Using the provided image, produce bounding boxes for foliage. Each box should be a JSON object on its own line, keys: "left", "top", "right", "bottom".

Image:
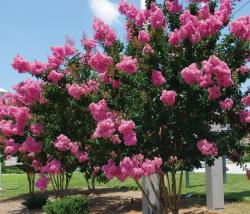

{"left": 22, "top": 193, "right": 48, "bottom": 210}
{"left": 43, "top": 196, "right": 89, "bottom": 214}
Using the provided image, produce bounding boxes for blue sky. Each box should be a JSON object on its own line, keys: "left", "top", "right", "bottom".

{"left": 0, "top": 0, "right": 249, "bottom": 92}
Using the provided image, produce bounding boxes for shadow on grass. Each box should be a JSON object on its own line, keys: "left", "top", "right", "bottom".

{"left": 0, "top": 186, "right": 137, "bottom": 203}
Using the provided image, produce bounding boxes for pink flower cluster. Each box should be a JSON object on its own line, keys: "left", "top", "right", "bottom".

{"left": 241, "top": 94, "right": 250, "bottom": 107}
{"left": 100, "top": 72, "right": 122, "bottom": 89}
{"left": 169, "top": 0, "right": 231, "bottom": 45}
{"left": 30, "top": 123, "right": 43, "bottom": 135}
{"left": 81, "top": 37, "right": 97, "bottom": 50}
{"left": 119, "top": 1, "right": 165, "bottom": 30}
{"left": 93, "top": 18, "right": 117, "bottom": 47}
{"left": 53, "top": 134, "right": 88, "bottom": 163}
{"left": 116, "top": 56, "right": 137, "bottom": 74}
{"left": 4, "top": 138, "right": 19, "bottom": 155}
{"left": 239, "top": 110, "right": 250, "bottom": 123}
{"left": 197, "top": 139, "right": 218, "bottom": 157}
{"left": 102, "top": 155, "right": 162, "bottom": 181}
{"left": 67, "top": 80, "right": 98, "bottom": 100}
{"left": 219, "top": 98, "right": 234, "bottom": 111}
{"left": 41, "top": 159, "right": 63, "bottom": 175}
{"left": 35, "top": 174, "right": 50, "bottom": 192}
{"left": 151, "top": 70, "right": 166, "bottom": 87}
{"left": 160, "top": 90, "right": 177, "bottom": 106}
{"left": 89, "top": 100, "right": 137, "bottom": 146}
{"left": 48, "top": 70, "right": 64, "bottom": 83}
{"left": 138, "top": 30, "right": 150, "bottom": 43}
{"left": 89, "top": 52, "right": 113, "bottom": 74}
{"left": 12, "top": 44, "right": 75, "bottom": 74}
{"left": 118, "top": 0, "right": 139, "bottom": 21}
{"left": 20, "top": 136, "right": 42, "bottom": 154}
{"left": 48, "top": 44, "right": 76, "bottom": 69}
{"left": 237, "top": 64, "right": 249, "bottom": 74}
{"left": 118, "top": 120, "right": 137, "bottom": 146}
{"left": 166, "top": 0, "right": 182, "bottom": 14}
{"left": 181, "top": 55, "right": 233, "bottom": 100}
{"left": 13, "top": 79, "right": 44, "bottom": 106}
{"left": 150, "top": 3, "right": 165, "bottom": 29}
{"left": 208, "top": 86, "right": 221, "bottom": 100}
{"left": 0, "top": 106, "right": 30, "bottom": 136}
{"left": 229, "top": 16, "right": 250, "bottom": 41}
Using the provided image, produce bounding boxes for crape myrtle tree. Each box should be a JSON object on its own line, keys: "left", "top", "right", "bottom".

{"left": 85, "top": 0, "right": 250, "bottom": 213}
{"left": 10, "top": 40, "right": 108, "bottom": 195}
{"left": 0, "top": 88, "right": 43, "bottom": 194}
{"left": 7, "top": 0, "right": 250, "bottom": 212}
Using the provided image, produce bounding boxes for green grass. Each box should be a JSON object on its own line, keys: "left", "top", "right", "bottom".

{"left": 0, "top": 172, "right": 249, "bottom": 202}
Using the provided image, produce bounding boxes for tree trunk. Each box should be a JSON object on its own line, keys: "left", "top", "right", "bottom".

{"left": 26, "top": 172, "right": 35, "bottom": 194}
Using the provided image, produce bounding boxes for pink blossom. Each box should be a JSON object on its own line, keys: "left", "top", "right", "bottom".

{"left": 118, "top": 120, "right": 135, "bottom": 134}
{"left": 151, "top": 70, "right": 166, "bottom": 86}
{"left": 0, "top": 106, "right": 30, "bottom": 136}
{"left": 111, "top": 134, "right": 121, "bottom": 144}
{"left": 87, "top": 80, "right": 99, "bottom": 92}
{"left": 181, "top": 63, "right": 201, "bottom": 85}
{"left": 12, "top": 54, "right": 30, "bottom": 73}
{"left": 239, "top": 110, "right": 250, "bottom": 123}
{"left": 229, "top": 16, "right": 250, "bottom": 41}
{"left": 118, "top": 120, "right": 137, "bottom": 146}
{"left": 48, "top": 70, "right": 64, "bottom": 83}
{"left": 135, "top": 9, "right": 149, "bottom": 27}
{"left": 166, "top": 0, "right": 182, "bottom": 14}
{"left": 102, "top": 159, "right": 119, "bottom": 180}
{"left": 150, "top": 3, "right": 165, "bottom": 29}
{"left": 238, "top": 64, "right": 249, "bottom": 74}
{"left": 89, "top": 52, "right": 113, "bottom": 74}
{"left": 241, "top": 94, "right": 250, "bottom": 106}
{"left": 4, "top": 138, "right": 19, "bottom": 155}
{"left": 123, "top": 131, "right": 137, "bottom": 146}
{"left": 30, "top": 123, "right": 43, "bottom": 135}
{"left": 81, "top": 37, "right": 96, "bottom": 50}
{"left": 13, "top": 79, "right": 43, "bottom": 106}
{"left": 208, "top": 86, "right": 221, "bottom": 100}
{"left": 197, "top": 139, "right": 218, "bottom": 157}
{"left": 76, "top": 152, "right": 88, "bottom": 163}
{"left": 29, "top": 60, "right": 47, "bottom": 75}
{"left": 35, "top": 174, "right": 50, "bottom": 192}
{"left": 42, "top": 160, "right": 62, "bottom": 175}
{"left": 116, "top": 56, "right": 137, "bottom": 74}
{"left": 54, "top": 134, "right": 71, "bottom": 151}
{"left": 21, "top": 136, "right": 42, "bottom": 154}
{"left": 138, "top": 30, "right": 150, "bottom": 43}
{"left": 143, "top": 44, "right": 154, "bottom": 55}
{"left": 89, "top": 99, "right": 111, "bottom": 122}
{"left": 93, "top": 118, "right": 116, "bottom": 139}
{"left": 32, "top": 160, "right": 43, "bottom": 171}
{"left": 109, "top": 78, "right": 122, "bottom": 89}
{"left": 219, "top": 98, "right": 234, "bottom": 110}
{"left": 119, "top": 0, "right": 138, "bottom": 20}
{"left": 102, "top": 155, "right": 162, "bottom": 181}
{"left": 67, "top": 83, "right": 89, "bottom": 100}
{"left": 93, "top": 17, "right": 117, "bottom": 47}
{"left": 160, "top": 90, "right": 177, "bottom": 106}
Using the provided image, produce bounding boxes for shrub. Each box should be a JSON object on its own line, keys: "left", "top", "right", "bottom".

{"left": 22, "top": 194, "right": 48, "bottom": 210}
{"left": 43, "top": 196, "right": 89, "bottom": 214}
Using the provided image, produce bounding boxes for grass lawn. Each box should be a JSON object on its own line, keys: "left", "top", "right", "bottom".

{"left": 0, "top": 172, "right": 250, "bottom": 202}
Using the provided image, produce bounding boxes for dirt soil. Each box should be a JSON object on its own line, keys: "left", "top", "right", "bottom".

{"left": 0, "top": 188, "right": 248, "bottom": 214}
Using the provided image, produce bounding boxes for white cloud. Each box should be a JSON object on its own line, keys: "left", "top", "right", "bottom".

{"left": 0, "top": 88, "right": 7, "bottom": 93}
{"left": 89, "top": 0, "right": 120, "bottom": 25}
